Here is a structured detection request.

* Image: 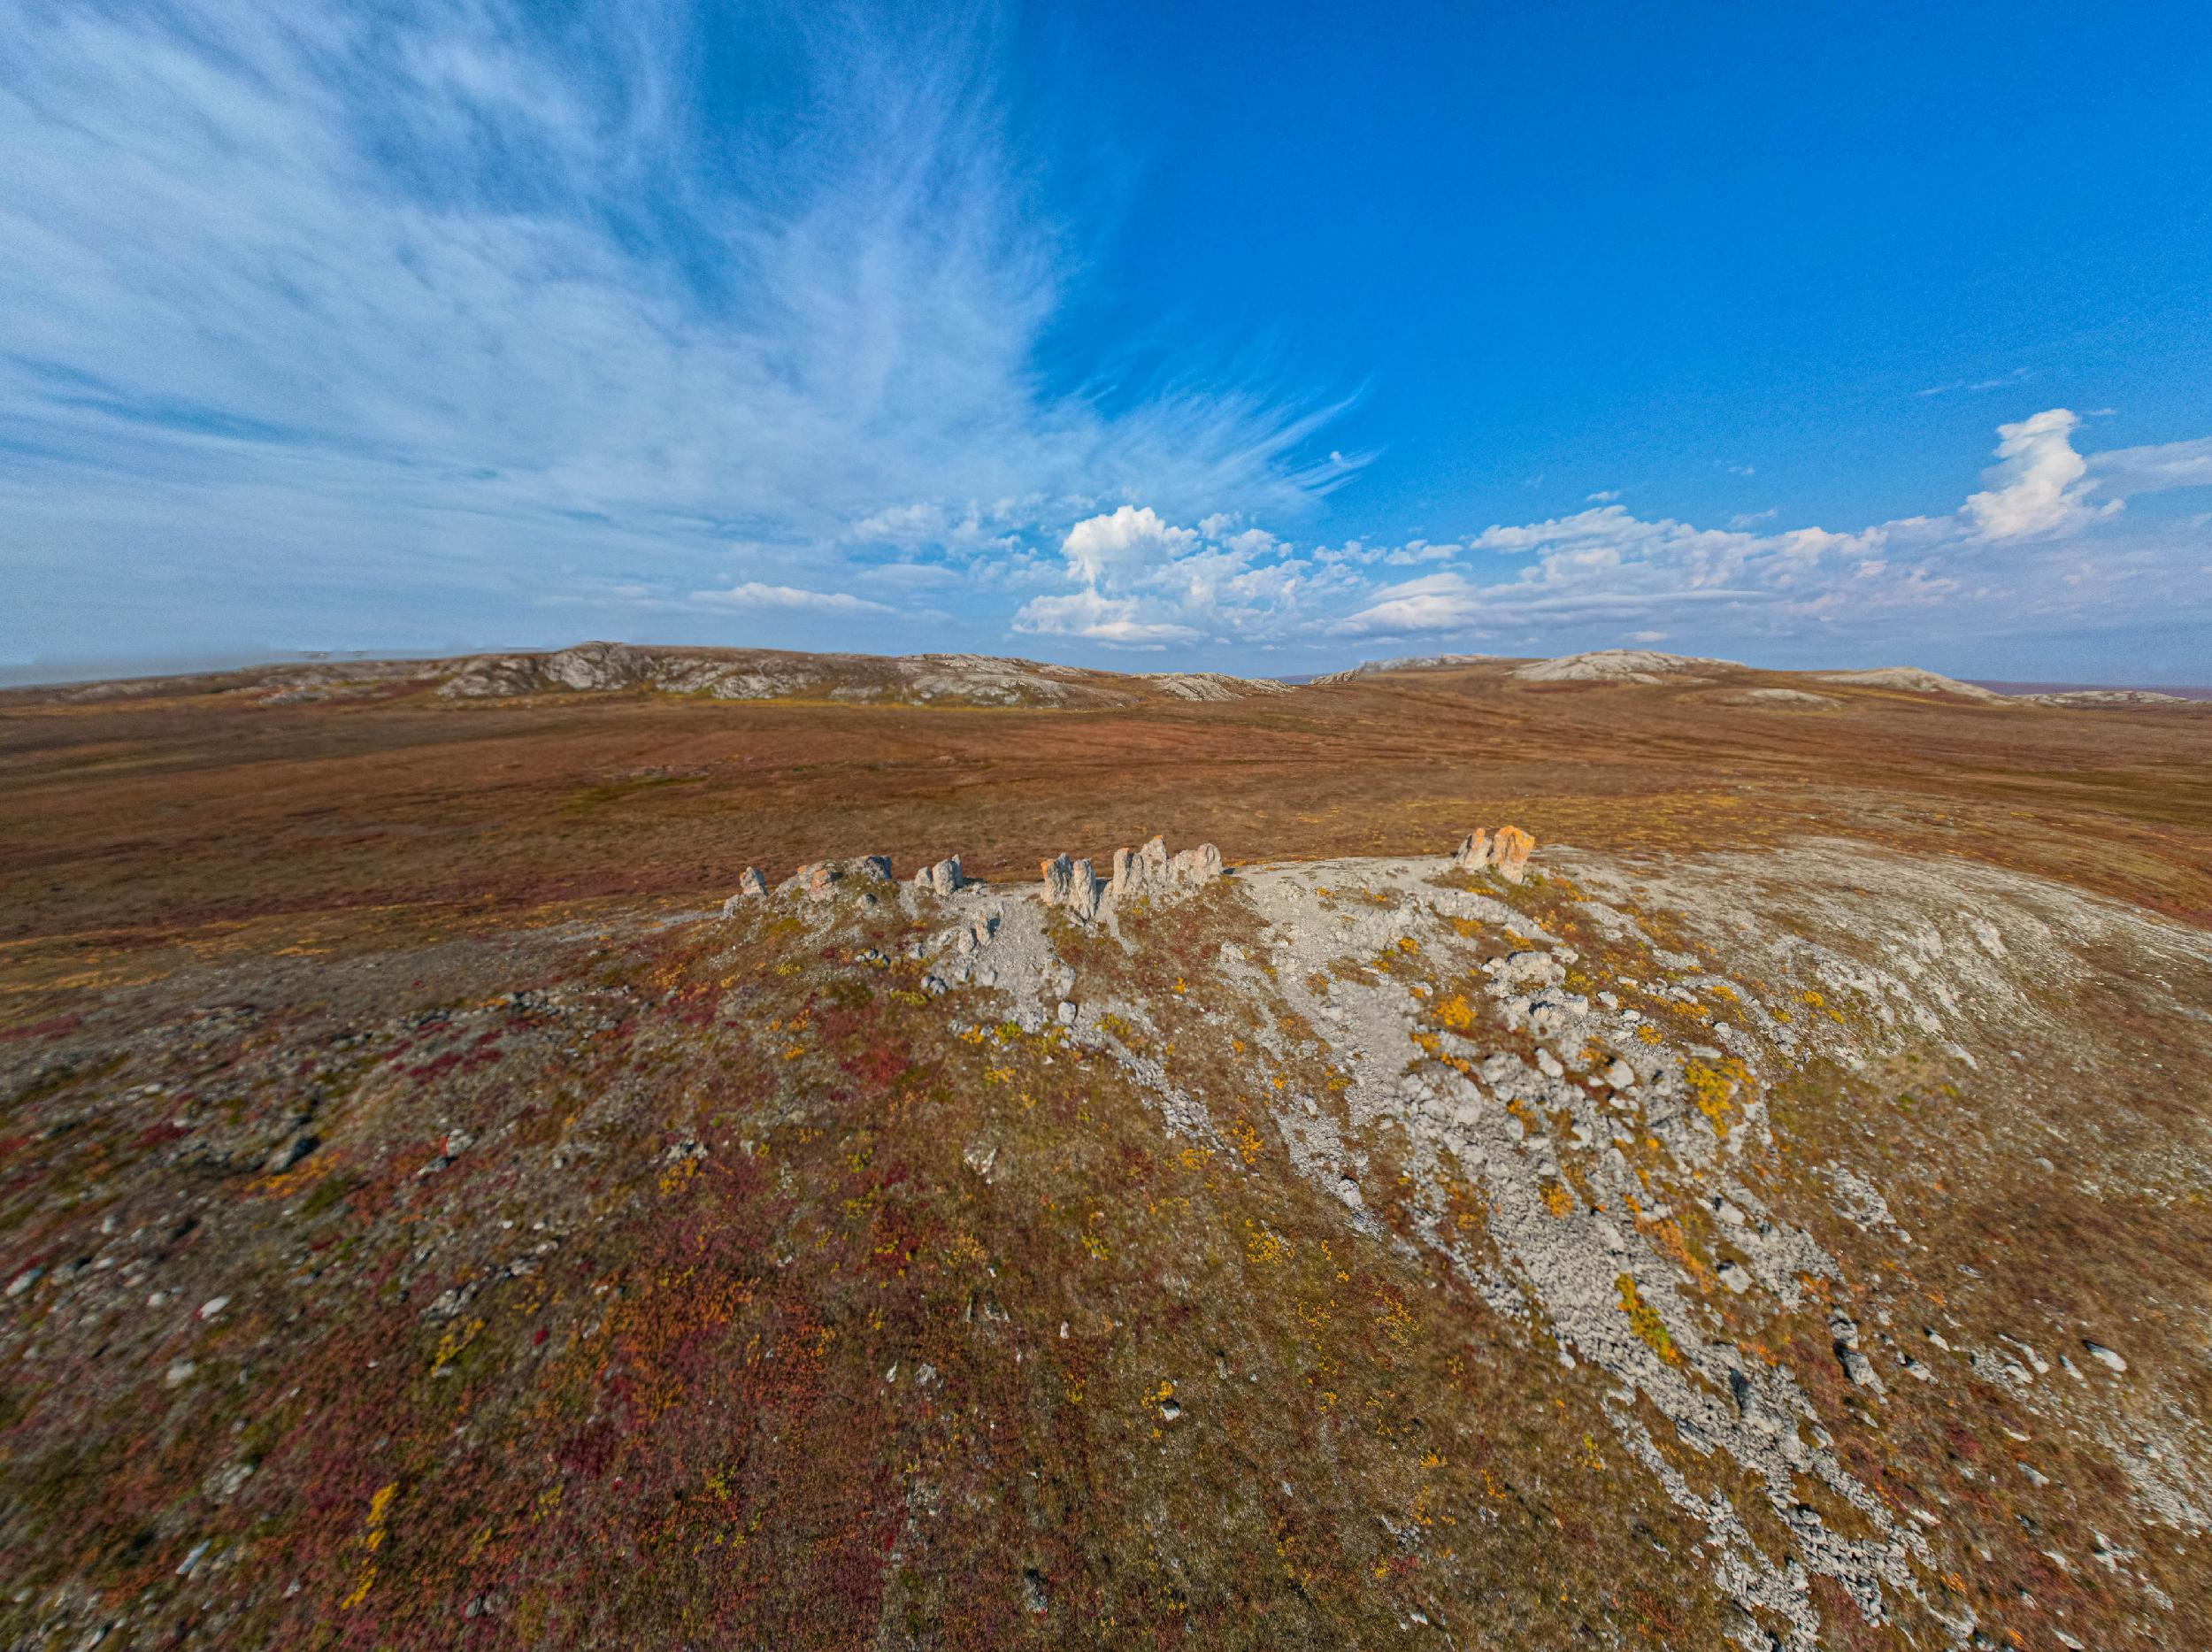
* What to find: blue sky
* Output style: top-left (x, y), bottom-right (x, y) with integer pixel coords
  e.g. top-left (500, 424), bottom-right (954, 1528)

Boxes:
top-left (5, 0), bottom-right (2210, 682)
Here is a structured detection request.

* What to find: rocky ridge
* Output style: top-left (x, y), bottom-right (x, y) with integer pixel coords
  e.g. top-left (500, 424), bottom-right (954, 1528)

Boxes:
top-left (728, 825), bottom-right (2212, 1650)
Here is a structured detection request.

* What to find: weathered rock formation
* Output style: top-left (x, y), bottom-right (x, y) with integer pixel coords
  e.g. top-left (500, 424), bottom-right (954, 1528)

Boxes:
top-left (1453, 825), bottom-right (1536, 884)
top-left (721, 867), bottom-right (770, 912)
top-left (1044, 836), bottom-right (1224, 922)
top-left (913, 856), bottom-right (966, 896)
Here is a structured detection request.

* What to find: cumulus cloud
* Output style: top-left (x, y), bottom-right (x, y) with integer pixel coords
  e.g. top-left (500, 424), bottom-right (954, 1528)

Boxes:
top-left (1961, 409), bottom-right (2117, 540)
top-left (1011, 589), bottom-right (1198, 646)
top-left (1060, 506), bottom-right (1200, 583)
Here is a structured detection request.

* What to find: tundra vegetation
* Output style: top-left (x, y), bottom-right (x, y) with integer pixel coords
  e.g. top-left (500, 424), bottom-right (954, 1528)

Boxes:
top-left (2, 648), bottom-right (2208, 1649)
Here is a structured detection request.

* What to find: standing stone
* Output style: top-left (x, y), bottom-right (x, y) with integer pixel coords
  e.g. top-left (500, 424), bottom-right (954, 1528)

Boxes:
top-left (1041, 854), bottom-right (1075, 906)
top-left (1141, 834), bottom-right (1170, 880)
top-left (1108, 846), bottom-right (1141, 900)
top-left (1454, 829), bottom-right (1494, 871)
top-left (1493, 826), bottom-right (1535, 883)
top-left (927, 856), bottom-right (964, 896)
top-left (1068, 858), bottom-right (1102, 920)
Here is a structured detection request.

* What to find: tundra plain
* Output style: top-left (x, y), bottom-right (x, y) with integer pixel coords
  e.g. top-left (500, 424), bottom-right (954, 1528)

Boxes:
top-left (2, 647), bottom-right (2208, 1651)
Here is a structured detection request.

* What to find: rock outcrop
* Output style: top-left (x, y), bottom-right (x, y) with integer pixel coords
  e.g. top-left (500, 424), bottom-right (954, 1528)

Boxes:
top-left (1723, 688), bottom-right (1841, 711)
top-left (1044, 836), bottom-right (1224, 922)
top-left (2023, 689), bottom-right (2198, 707)
top-left (1511, 649), bottom-right (1735, 685)
top-left (721, 867), bottom-right (770, 913)
top-left (1453, 825), bottom-right (1535, 883)
top-left (1813, 666), bottom-right (2008, 703)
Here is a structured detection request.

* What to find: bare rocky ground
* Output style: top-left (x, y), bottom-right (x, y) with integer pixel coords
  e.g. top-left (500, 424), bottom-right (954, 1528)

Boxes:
top-left (2, 650), bottom-right (2208, 1649)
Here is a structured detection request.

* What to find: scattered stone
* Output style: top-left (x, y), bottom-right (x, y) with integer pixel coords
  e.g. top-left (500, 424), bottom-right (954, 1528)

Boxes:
top-left (165, 1358), bottom-right (196, 1387)
top-left (722, 868), bottom-right (770, 912)
top-left (7, 1267), bottom-right (44, 1298)
top-left (264, 1132), bottom-right (319, 1174)
top-left (2083, 1340), bottom-right (2128, 1373)
top-left (1717, 1261), bottom-right (1752, 1295)
top-left (197, 1296), bottom-right (229, 1320)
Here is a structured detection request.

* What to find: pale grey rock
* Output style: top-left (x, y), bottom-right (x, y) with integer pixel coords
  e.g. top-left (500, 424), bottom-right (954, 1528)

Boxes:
top-left (1813, 666), bottom-right (2008, 703)
top-left (1513, 648), bottom-right (1735, 684)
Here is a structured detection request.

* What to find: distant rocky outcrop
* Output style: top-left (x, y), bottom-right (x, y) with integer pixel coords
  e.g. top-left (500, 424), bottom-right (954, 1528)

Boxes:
top-left (1451, 825), bottom-right (1536, 884)
top-left (434, 643), bottom-right (1140, 709)
top-left (2020, 689), bottom-right (2199, 708)
top-left (1512, 649), bottom-right (1735, 685)
top-left (1141, 672), bottom-right (1290, 702)
top-left (1310, 654), bottom-right (1500, 685)
top-left (1722, 688), bottom-right (1841, 711)
top-left (1813, 666), bottom-right (2007, 703)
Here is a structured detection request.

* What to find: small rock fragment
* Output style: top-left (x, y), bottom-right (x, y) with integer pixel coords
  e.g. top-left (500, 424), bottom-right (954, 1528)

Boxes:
top-left (2083, 1341), bottom-right (2128, 1373)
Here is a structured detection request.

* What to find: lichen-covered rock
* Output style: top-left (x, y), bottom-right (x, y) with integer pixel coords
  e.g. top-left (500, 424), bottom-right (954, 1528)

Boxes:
top-left (1453, 829), bottom-right (1494, 871)
top-left (917, 856), bottom-right (964, 896)
top-left (1493, 826), bottom-right (1535, 883)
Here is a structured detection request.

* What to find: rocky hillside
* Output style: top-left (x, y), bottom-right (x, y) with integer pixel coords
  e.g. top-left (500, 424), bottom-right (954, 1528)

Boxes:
top-left (3, 818), bottom-right (2209, 1650)
top-left (21, 644), bottom-right (1292, 711)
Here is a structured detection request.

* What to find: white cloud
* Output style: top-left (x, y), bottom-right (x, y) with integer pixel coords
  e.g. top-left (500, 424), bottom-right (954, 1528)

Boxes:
top-left (691, 582), bottom-right (894, 614)
top-left (1586, 488), bottom-right (1621, 503)
top-left (2089, 435), bottom-right (2212, 496)
top-left (0, 0), bottom-right (1349, 657)
top-left (1011, 589), bottom-right (1197, 645)
top-left (1060, 506), bottom-right (1199, 583)
top-left (1961, 409), bottom-right (2116, 540)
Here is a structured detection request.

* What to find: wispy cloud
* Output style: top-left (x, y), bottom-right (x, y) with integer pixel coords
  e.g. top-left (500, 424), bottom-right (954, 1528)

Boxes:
top-left (1916, 365), bottom-right (2034, 397)
top-left (0, 0), bottom-right (1348, 656)
top-left (691, 582), bottom-right (895, 615)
